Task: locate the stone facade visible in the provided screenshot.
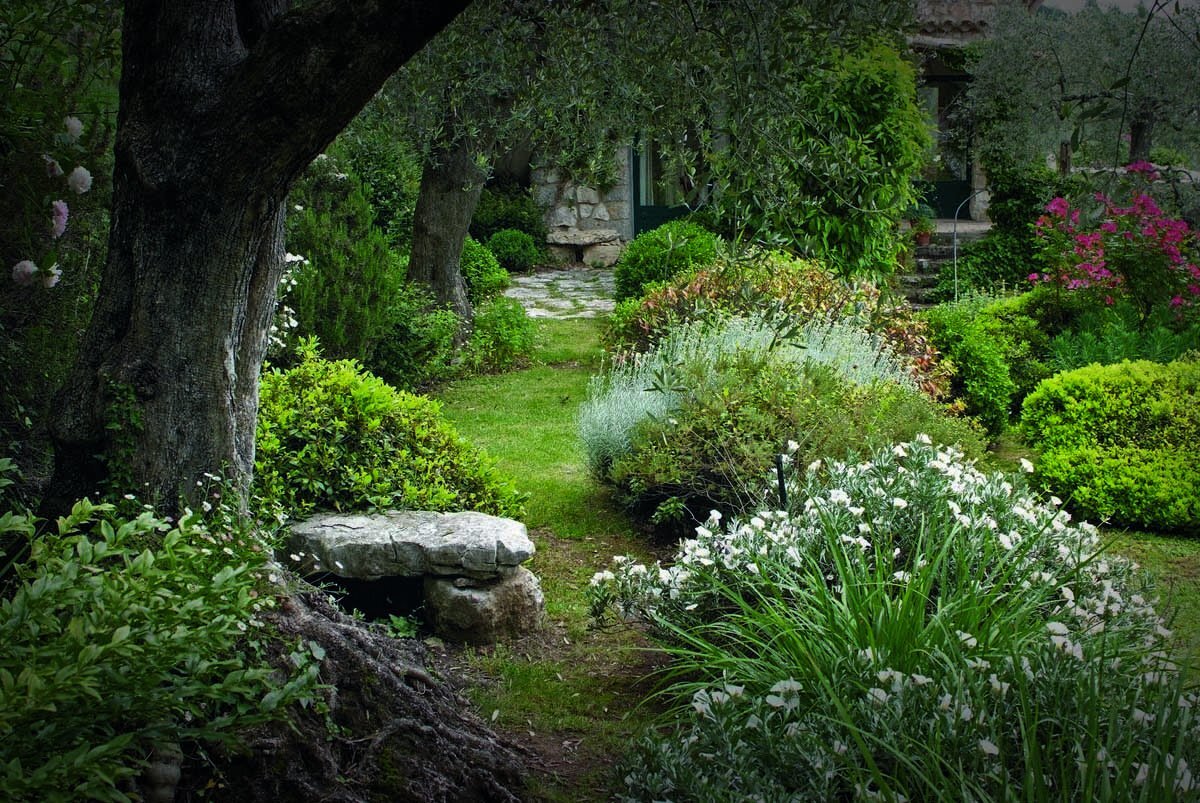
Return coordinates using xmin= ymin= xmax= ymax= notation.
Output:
xmin=531 ymin=148 xmax=632 ymax=265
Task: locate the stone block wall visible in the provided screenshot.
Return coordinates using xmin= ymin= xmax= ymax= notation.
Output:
xmin=530 ymin=144 xmax=633 ymax=250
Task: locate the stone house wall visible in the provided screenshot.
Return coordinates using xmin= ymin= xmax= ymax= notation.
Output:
xmin=530 ymin=148 xmax=633 ymax=266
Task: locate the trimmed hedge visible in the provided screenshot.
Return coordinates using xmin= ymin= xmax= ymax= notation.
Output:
xmin=1021 ymin=359 xmax=1200 ymax=531
xmin=487 ymin=228 xmax=542 ymax=273
xmin=613 ymin=220 xmax=719 ymax=302
xmin=255 ymin=346 xmax=524 ymax=518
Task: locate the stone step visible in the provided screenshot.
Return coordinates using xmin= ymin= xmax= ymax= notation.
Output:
xmin=897 ymin=272 xmax=940 ymax=287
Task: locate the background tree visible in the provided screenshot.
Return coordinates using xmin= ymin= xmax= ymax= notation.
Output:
xmin=43 ymin=0 xmax=472 ymax=514
xmin=967 ymin=1 xmax=1200 ymax=176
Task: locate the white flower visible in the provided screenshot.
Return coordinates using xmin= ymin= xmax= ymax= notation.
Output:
xmin=892 ymin=443 xmax=908 ymax=458
xmin=771 ymin=679 xmax=803 ymax=694
xmin=64 ymin=115 xmax=83 ymax=140
xmin=938 ymin=693 xmax=953 ymax=711
xmin=43 ymin=154 xmax=63 ymax=177
xmin=42 ymin=264 xmax=62 ymax=288
xmin=787 ymin=439 xmax=800 ymax=454
xmin=1046 ymin=621 xmax=1070 ymax=636
xmin=67 ymin=165 xmax=92 ymax=194
xmin=1019 ymin=458 xmax=1035 ymax=473
xmin=11 ymin=260 xmax=38 ymax=286
xmin=867 ymin=687 xmax=890 ymax=706
xmin=892 ymin=497 xmax=908 ymax=509
xmin=910 ymin=673 xmax=933 ymax=686
xmin=957 ymin=630 xmax=978 ymax=648
xmin=807 ymin=459 xmax=822 ymax=473
xmin=915 ymin=433 xmax=932 ymax=444
xmin=978 ymin=739 xmax=1000 ymax=756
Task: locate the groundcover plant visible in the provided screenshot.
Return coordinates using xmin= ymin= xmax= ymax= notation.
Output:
xmin=591 ymin=437 xmax=1200 ymax=802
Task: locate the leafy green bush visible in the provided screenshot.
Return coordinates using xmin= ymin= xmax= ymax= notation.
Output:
xmin=0 ymin=488 xmax=319 ymax=801
xmin=923 ymin=298 xmax=1019 ymax=435
xmin=254 ymin=344 xmax=524 ymax=518
xmin=581 ymin=316 xmax=982 ymax=531
xmin=463 ymin=297 xmax=536 ymax=374
xmin=1047 ymin=301 xmax=1200 ymax=372
xmin=606 ymin=249 xmax=953 ymax=400
xmin=486 ymin=228 xmax=542 ymax=273
xmin=329 ymin=111 xmax=422 ymax=250
xmin=613 ymin=220 xmax=719 ymax=302
xmin=460 ymin=236 xmax=510 ymax=304
xmin=1021 ymin=359 xmax=1200 ymax=530
xmin=470 ymin=183 xmax=549 ymax=245
xmin=1038 ymin=446 xmax=1199 ymax=532
xmin=285 ymin=155 xmax=407 ymax=364
xmin=591 ymin=438 xmax=1197 ymax=802
xmin=1022 ymin=359 xmax=1200 ymax=452
xmin=368 ymin=283 xmax=460 ymax=392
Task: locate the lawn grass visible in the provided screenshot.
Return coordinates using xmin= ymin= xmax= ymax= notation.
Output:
xmin=436 ymin=317 xmax=662 ymax=799
xmin=1107 ymin=529 xmax=1200 ymax=669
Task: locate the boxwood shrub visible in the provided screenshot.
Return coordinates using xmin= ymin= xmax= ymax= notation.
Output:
xmin=613 ymin=219 xmax=719 ymax=302
xmin=486 ymin=228 xmax=542 ymax=273
xmin=460 ymin=236 xmax=510 ymax=304
xmin=255 ymin=344 xmax=524 ymax=518
xmin=1021 ymin=358 xmax=1200 ymax=531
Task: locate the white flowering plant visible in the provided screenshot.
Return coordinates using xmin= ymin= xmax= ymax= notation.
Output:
xmin=0 ymin=468 xmax=321 ymax=801
xmin=591 ymin=437 xmax=1200 ymax=801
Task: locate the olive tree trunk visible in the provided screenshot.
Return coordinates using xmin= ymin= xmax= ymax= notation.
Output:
xmin=407 ymin=139 xmax=490 ymax=330
xmin=44 ymin=0 xmax=471 ymax=515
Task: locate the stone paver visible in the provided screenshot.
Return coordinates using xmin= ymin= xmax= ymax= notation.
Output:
xmin=505 ymin=265 xmax=615 ymax=319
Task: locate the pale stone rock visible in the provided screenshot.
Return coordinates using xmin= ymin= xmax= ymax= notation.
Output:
xmin=592 ymin=203 xmax=610 ymax=221
xmin=577 ymin=203 xmax=593 ymax=219
xmin=546 ymin=228 xmax=619 ymax=246
xmin=574 ymin=186 xmax=600 ymax=204
xmin=551 ymin=205 xmax=577 ymax=228
xmin=583 ymin=243 xmax=623 ymax=267
xmin=287 ymin=510 xmax=534 ymax=581
xmin=424 ymin=568 xmax=544 ymax=644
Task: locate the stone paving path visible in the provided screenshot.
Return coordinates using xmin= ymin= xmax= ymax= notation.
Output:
xmin=504 ymin=265 xmax=615 ymax=319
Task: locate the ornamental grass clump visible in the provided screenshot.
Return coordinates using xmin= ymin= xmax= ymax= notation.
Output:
xmin=591 ymin=438 xmax=1199 ymax=802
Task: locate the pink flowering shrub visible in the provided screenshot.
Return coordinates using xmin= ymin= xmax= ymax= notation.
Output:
xmin=1031 ymin=163 xmax=1200 ymax=322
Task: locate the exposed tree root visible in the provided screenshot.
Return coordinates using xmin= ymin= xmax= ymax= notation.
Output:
xmin=180 ymin=591 xmax=527 ymax=802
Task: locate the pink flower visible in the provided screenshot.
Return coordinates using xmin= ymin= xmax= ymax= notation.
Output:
xmin=1170 ymin=295 xmax=1184 ymax=307
xmin=50 ymin=200 xmax=68 ymax=239
xmin=67 ymin=166 xmax=92 ymax=194
xmin=1100 ymin=220 xmax=1118 ymax=234
xmin=1028 ymin=273 xmax=1040 ymax=283
xmin=12 ymin=260 xmax=38 ymax=286
xmin=1126 ymin=161 xmax=1160 ymax=180
xmin=1046 ymin=197 xmax=1071 ymax=218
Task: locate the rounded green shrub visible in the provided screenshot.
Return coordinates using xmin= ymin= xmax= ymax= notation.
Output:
xmin=464 ymin=296 xmax=536 ymax=373
xmin=613 ymin=220 xmax=720 ymax=301
xmin=1021 ymin=359 xmax=1200 ymax=452
xmin=470 ymin=184 xmax=549 ymax=245
xmin=1038 ymin=446 xmax=1199 ymax=532
xmin=1021 ymin=359 xmax=1200 ymax=531
xmin=460 ymin=236 xmax=510 ymax=304
xmin=368 ymin=283 xmax=460 ymax=392
xmin=254 ymin=345 xmax=524 ymax=518
xmin=486 ymin=228 xmax=542 ymax=273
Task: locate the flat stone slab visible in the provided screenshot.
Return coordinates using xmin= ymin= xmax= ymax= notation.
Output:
xmin=546 ymin=227 xmax=620 ymax=246
xmin=288 ymin=510 xmax=535 ymax=581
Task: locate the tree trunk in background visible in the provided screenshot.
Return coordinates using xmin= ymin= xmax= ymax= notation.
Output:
xmin=1129 ymin=102 xmax=1155 ymax=163
xmin=44 ymin=0 xmax=471 ymax=516
xmin=1057 ymin=140 xmax=1073 ymax=177
xmin=408 ymin=139 xmax=488 ymax=333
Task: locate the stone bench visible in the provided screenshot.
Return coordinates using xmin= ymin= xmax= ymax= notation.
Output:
xmin=546 ymin=227 xmax=623 ymax=266
xmin=286 ymin=511 xmax=543 ymax=644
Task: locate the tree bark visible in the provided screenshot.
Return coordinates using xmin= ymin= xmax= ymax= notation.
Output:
xmin=180 ymin=592 xmax=527 ymax=801
xmin=1128 ymin=102 xmax=1155 ymax=163
xmin=44 ymin=0 xmax=472 ymax=515
xmin=408 ymin=139 xmax=489 ymax=330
